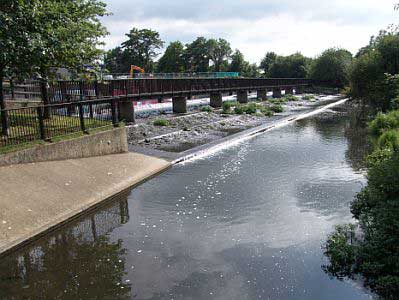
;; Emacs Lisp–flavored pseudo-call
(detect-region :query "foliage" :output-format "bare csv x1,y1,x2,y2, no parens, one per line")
183,37,211,73
350,31,399,109
222,101,238,113
122,28,164,73
283,95,298,102
368,110,399,136
153,118,170,126
302,95,315,101
0,0,108,79
157,41,185,73
208,38,232,72
268,53,311,78
260,52,277,75
310,48,353,87
325,107,399,299
234,105,244,114
201,106,213,112
270,104,284,113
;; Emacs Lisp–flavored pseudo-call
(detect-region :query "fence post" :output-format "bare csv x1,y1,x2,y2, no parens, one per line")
111,99,119,127
37,106,47,140
78,102,88,133
40,80,50,119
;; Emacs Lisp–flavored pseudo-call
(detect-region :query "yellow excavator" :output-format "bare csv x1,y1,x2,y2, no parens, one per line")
129,65,145,78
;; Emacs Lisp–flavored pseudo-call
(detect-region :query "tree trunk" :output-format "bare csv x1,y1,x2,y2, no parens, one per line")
0,72,9,136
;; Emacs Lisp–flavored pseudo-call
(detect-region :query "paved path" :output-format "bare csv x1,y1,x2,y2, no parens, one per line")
0,152,171,256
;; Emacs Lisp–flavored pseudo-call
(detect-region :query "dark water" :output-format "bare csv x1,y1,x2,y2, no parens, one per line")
0,104,374,300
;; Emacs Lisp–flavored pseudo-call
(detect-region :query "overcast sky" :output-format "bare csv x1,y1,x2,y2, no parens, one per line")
101,0,399,63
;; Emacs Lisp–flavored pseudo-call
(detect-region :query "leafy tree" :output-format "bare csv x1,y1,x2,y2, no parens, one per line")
260,52,277,76
121,28,164,72
208,38,232,72
0,0,108,131
183,37,211,73
229,50,247,74
310,48,353,87
157,41,185,73
268,53,310,78
103,47,130,74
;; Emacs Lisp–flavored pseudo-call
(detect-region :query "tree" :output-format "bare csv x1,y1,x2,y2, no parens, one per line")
310,48,353,87
0,0,108,131
268,53,310,78
260,52,277,76
183,37,211,73
157,41,185,73
208,38,232,72
229,50,247,74
121,28,164,73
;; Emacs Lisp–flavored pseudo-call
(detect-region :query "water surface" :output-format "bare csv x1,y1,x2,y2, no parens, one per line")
0,104,373,299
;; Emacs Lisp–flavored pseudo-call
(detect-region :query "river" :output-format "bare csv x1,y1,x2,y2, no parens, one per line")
0,102,374,299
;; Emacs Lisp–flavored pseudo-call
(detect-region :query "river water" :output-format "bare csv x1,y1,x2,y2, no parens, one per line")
0,103,374,300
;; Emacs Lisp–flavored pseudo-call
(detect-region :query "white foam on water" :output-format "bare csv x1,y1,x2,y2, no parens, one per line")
175,97,348,165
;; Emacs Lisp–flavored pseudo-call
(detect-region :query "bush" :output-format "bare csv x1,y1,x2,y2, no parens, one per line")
201,106,213,112
283,95,298,102
244,103,258,114
153,118,170,126
234,105,244,114
302,95,315,101
368,111,399,135
270,104,284,113
222,101,238,113
377,130,399,150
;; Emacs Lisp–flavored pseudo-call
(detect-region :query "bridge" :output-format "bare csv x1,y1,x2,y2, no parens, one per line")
1,77,312,147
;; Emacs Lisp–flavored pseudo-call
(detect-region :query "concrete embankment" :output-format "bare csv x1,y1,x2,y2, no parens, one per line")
0,152,171,257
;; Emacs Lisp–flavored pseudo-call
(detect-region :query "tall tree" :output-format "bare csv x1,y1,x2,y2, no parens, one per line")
310,48,353,87
208,38,232,72
121,28,164,72
229,50,247,74
0,0,108,131
183,37,211,73
157,41,185,73
268,53,310,78
260,52,277,76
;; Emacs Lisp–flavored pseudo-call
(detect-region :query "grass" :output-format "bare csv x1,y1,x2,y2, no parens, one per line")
0,111,116,154
270,104,284,113
153,118,170,126
0,124,120,155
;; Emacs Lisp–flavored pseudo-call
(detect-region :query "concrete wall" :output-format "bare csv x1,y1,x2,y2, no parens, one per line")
0,127,128,167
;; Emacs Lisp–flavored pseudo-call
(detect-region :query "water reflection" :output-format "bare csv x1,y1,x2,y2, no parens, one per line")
0,196,132,300
0,104,374,299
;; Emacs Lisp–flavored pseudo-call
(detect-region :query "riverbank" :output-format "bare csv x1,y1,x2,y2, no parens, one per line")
0,152,171,257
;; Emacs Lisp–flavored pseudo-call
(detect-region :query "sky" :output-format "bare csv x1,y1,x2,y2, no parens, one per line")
101,0,399,63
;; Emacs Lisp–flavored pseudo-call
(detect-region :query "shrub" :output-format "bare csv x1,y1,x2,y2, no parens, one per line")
302,95,315,101
244,103,258,114
234,105,244,114
377,130,399,151
201,106,213,112
368,111,399,135
283,95,298,102
270,104,284,113
222,101,238,113
153,118,170,126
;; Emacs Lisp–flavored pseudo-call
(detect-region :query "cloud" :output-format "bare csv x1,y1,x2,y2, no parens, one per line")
101,0,399,63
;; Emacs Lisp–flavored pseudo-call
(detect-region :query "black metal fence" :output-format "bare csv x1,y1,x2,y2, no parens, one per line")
1,77,312,148
0,98,119,148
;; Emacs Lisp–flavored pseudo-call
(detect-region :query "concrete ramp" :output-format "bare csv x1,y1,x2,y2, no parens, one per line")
0,152,171,256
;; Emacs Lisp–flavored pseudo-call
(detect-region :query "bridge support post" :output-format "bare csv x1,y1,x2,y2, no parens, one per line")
119,99,135,123
172,96,187,114
257,89,267,101
237,90,248,104
272,88,282,98
210,92,223,108
285,87,294,95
